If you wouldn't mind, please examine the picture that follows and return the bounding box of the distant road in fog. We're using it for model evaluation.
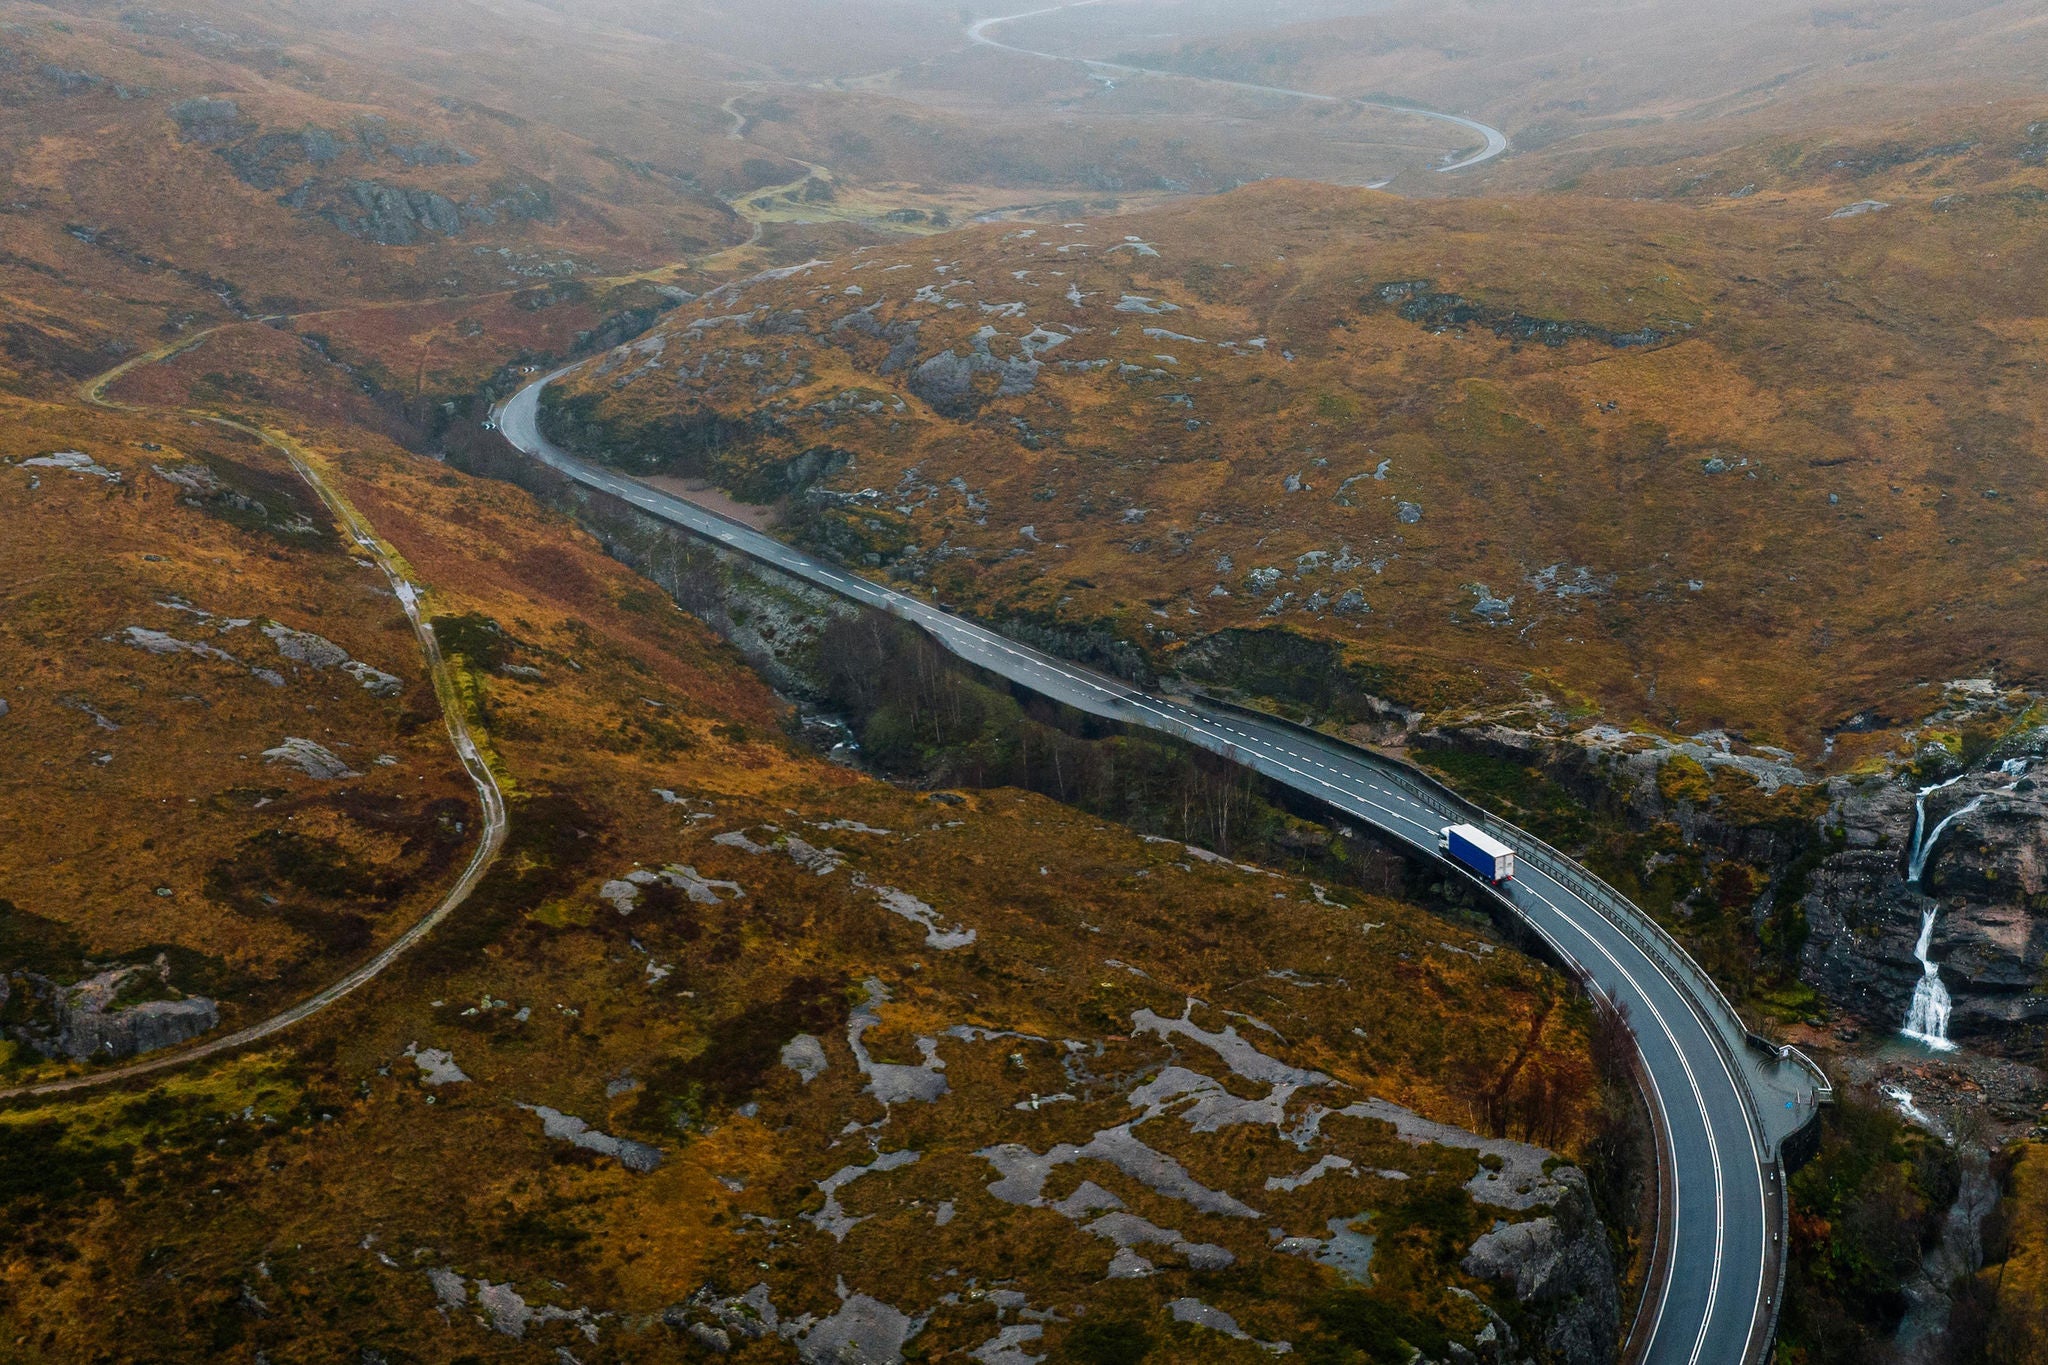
[966,1,1509,172]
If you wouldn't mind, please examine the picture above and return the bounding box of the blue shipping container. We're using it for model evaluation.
[1440,824,1515,882]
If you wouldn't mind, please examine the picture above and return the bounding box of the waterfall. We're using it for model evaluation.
[1879,1080,1944,1135]
[1907,788,1986,885]
[1898,778,1986,1051]
[1901,907,1957,1051]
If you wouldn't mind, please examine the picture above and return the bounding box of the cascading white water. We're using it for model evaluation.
[1905,774,1962,870]
[1907,783,1985,884]
[1878,1079,1944,1134]
[1899,777,1986,1051]
[1901,906,1956,1051]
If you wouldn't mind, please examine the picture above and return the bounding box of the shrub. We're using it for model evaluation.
[1310,1290,1449,1363]
[1063,1319,1153,1365]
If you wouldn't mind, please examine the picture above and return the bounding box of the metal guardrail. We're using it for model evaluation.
[1186,697,1813,1365]
[1778,1044,1835,1103]
[1354,768,1770,1143]
[1754,1155,1792,1365]
[512,457,1805,1365]
[1376,761,1751,1033]
[1387,767,1832,1113]
[1187,696,1835,1136]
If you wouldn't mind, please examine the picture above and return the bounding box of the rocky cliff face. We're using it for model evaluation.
[170,98,554,247]
[1461,1167,1620,1365]
[1414,685,2048,1059]
[56,987,220,1061]
[1806,763,2048,1047]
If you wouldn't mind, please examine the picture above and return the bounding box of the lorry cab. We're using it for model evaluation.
[1439,823,1516,884]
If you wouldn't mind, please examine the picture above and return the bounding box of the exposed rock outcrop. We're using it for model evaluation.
[10,957,219,1061]
[284,179,463,244]
[263,622,351,668]
[169,97,249,145]
[1461,1167,1620,1365]
[794,1294,921,1365]
[260,622,404,695]
[905,327,1040,416]
[663,1284,922,1365]
[263,736,361,780]
[1805,764,2048,1043]
[171,99,550,247]
[342,660,404,696]
[519,1103,663,1173]
[1368,278,1669,349]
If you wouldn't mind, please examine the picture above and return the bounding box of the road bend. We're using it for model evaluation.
[967,2,1508,172]
[0,368,510,1104]
[497,364,1826,1364]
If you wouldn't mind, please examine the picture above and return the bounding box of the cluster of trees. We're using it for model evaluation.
[1779,1098,2008,1365]
[815,612,1305,862]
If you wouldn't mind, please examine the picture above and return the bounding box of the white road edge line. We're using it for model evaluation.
[495,363,1782,1365]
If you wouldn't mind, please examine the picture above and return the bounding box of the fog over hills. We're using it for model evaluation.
[2,3,2045,1363]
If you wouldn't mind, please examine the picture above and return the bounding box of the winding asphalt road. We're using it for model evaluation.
[498,368,1825,1365]
[968,1,1509,173]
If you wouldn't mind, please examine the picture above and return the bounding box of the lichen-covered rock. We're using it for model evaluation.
[780,1033,829,1084]
[279,179,466,245]
[263,736,360,780]
[406,1044,470,1086]
[794,1293,920,1365]
[23,450,120,481]
[462,1278,595,1339]
[168,97,247,144]
[262,622,350,668]
[342,660,404,696]
[671,1283,780,1344]
[904,328,1039,417]
[519,1103,663,1172]
[121,626,237,662]
[1460,1167,1619,1365]
[25,960,220,1061]
[58,995,219,1061]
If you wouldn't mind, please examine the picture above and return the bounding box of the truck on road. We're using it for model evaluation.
[1440,823,1515,883]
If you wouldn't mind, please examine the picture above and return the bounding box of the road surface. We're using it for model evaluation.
[0,356,510,1104]
[968,2,1509,173]
[498,367,1826,1365]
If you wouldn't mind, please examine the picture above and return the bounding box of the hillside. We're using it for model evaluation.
[0,393,475,1030]
[1079,0,2048,187]
[541,120,2048,755]
[5,3,2047,1361]
[0,296,1624,1363]
[0,0,741,397]
[0,0,1520,406]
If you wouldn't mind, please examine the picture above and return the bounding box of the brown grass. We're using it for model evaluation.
[0,343,1600,1359]
[552,138,2048,756]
